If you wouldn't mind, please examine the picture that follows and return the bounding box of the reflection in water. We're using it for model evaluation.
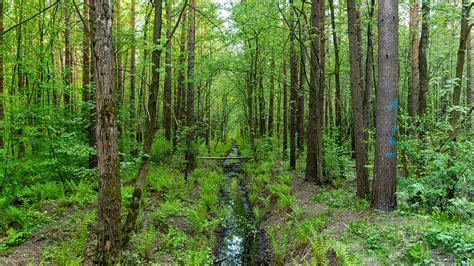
[216,146,260,265]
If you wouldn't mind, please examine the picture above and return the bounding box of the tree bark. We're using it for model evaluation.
[364,0,375,132]
[65,0,72,109]
[408,0,420,131]
[185,0,196,176]
[329,0,342,145]
[268,49,275,136]
[449,0,471,141]
[163,0,173,141]
[467,30,472,131]
[115,0,123,106]
[289,0,298,169]
[92,0,122,262]
[129,0,137,147]
[418,0,429,119]
[174,9,187,146]
[283,56,288,158]
[123,0,163,246]
[306,0,324,184]
[347,0,369,198]
[297,0,306,152]
[372,0,399,211]
[0,0,4,149]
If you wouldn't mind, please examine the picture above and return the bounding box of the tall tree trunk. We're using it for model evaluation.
[283,56,288,158]
[123,0,163,246]
[418,0,429,119]
[319,0,326,131]
[467,30,472,131]
[174,9,187,146]
[449,0,471,141]
[347,0,369,198]
[83,0,97,168]
[372,0,399,211]
[289,0,298,169]
[163,0,173,141]
[329,0,342,145]
[258,72,266,137]
[364,0,375,132]
[297,0,306,152]
[92,0,122,262]
[0,0,4,149]
[65,0,72,110]
[268,49,275,136]
[129,0,137,148]
[408,0,420,132]
[185,0,196,176]
[116,0,123,106]
[306,0,324,184]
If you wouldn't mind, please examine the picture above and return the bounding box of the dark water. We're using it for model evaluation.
[215,145,266,265]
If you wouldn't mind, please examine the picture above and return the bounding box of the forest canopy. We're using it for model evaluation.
[0,0,473,264]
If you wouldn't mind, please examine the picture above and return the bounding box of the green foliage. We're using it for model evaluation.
[404,241,433,264]
[150,130,173,163]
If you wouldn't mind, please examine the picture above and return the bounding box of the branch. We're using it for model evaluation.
[2,0,60,35]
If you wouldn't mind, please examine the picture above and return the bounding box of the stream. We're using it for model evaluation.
[215,144,267,265]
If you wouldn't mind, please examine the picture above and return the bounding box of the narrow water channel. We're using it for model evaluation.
[215,145,266,265]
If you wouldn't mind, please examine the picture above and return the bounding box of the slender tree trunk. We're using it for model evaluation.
[65,0,72,110]
[306,0,324,184]
[329,0,342,145]
[116,0,123,106]
[418,0,429,119]
[364,0,375,132]
[449,0,471,141]
[129,0,137,149]
[92,0,122,262]
[185,0,196,176]
[408,0,420,131]
[297,0,306,152]
[372,0,399,211]
[283,56,288,158]
[0,0,4,149]
[163,0,173,141]
[319,0,326,131]
[123,0,163,246]
[268,49,275,136]
[258,71,265,137]
[174,9,187,146]
[347,0,369,198]
[289,0,298,169]
[467,30,472,131]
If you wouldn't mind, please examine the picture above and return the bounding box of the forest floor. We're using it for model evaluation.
[0,142,473,264]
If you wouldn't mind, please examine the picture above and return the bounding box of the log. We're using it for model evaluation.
[197,156,251,160]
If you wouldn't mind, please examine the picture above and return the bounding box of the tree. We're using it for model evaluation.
[268,49,275,136]
[372,0,399,211]
[289,0,298,170]
[329,0,342,145]
[123,0,164,245]
[130,0,137,147]
[297,0,306,152]
[64,0,72,109]
[347,0,369,198]
[418,0,429,119]
[91,0,122,262]
[185,0,196,176]
[163,0,173,141]
[306,0,324,184]
[467,30,472,131]
[408,0,420,131]
[0,0,4,149]
[449,0,472,141]
[283,56,288,157]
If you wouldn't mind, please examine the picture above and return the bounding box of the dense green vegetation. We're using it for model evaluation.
[0,0,473,264]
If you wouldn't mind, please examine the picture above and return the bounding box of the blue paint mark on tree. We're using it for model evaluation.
[385,98,398,158]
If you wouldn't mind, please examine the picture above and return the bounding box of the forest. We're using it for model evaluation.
[0,0,473,264]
